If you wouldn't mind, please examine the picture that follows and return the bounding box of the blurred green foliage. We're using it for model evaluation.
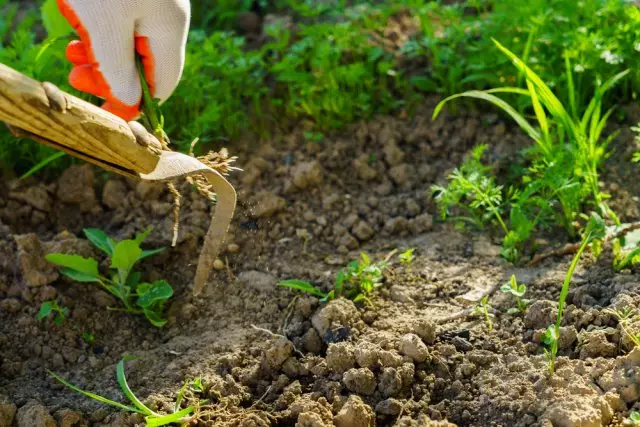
[1,0,639,174]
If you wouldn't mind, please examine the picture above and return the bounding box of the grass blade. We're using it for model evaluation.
[19,151,65,181]
[565,54,577,120]
[433,90,541,142]
[48,371,141,414]
[146,407,194,427]
[116,359,158,416]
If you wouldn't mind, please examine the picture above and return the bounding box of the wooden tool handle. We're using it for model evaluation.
[0,63,158,174]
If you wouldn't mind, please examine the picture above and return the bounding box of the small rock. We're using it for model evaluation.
[0,298,22,313]
[413,319,437,345]
[524,300,557,330]
[545,396,612,427]
[56,164,97,211]
[9,186,53,212]
[352,221,375,241]
[399,334,430,363]
[55,408,85,427]
[250,191,287,218]
[383,141,405,166]
[388,164,415,187]
[213,259,225,271]
[292,161,324,190]
[326,342,356,373]
[353,155,377,181]
[375,398,403,416]
[0,403,17,427]
[597,347,640,402]
[14,234,59,287]
[579,330,617,359]
[354,341,379,369]
[135,181,164,201]
[16,402,56,427]
[385,217,409,235]
[409,213,433,234]
[338,233,359,250]
[312,299,360,339]
[334,395,375,427]
[378,367,402,398]
[343,368,376,395]
[297,411,330,427]
[227,243,240,253]
[405,199,420,217]
[301,328,323,354]
[237,270,277,293]
[262,337,293,372]
[101,180,128,209]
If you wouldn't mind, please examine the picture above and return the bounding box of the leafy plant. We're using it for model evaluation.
[45,228,172,327]
[278,251,392,305]
[38,300,69,325]
[500,274,530,313]
[50,358,198,426]
[433,39,626,262]
[398,248,415,265]
[81,331,96,346]
[543,213,605,374]
[474,296,493,332]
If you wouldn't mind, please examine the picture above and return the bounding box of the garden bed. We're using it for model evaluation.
[1,100,639,426]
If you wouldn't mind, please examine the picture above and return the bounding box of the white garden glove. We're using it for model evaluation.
[56,0,190,120]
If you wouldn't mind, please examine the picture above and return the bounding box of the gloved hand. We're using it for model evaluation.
[56,0,190,121]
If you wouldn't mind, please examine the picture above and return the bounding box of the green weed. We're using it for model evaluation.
[606,307,640,349]
[398,248,415,265]
[543,213,605,374]
[434,39,626,261]
[45,228,172,327]
[38,300,68,325]
[474,296,494,332]
[627,411,640,426]
[278,251,392,305]
[81,331,96,346]
[500,274,530,314]
[50,358,199,426]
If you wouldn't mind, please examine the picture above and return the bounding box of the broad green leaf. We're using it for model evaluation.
[144,309,168,328]
[278,280,326,298]
[126,272,141,288]
[38,302,53,320]
[60,268,102,283]
[117,359,157,416]
[48,371,141,414]
[136,281,174,309]
[46,254,99,277]
[84,229,115,256]
[41,0,73,38]
[111,240,142,273]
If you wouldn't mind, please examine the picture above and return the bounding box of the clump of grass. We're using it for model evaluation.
[38,300,68,325]
[398,248,415,265]
[433,39,627,262]
[543,213,605,374]
[278,251,394,305]
[50,358,201,426]
[45,228,172,327]
[606,307,640,350]
[500,275,530,314]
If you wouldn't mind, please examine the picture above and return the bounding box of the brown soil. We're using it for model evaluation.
[1,99,639,427]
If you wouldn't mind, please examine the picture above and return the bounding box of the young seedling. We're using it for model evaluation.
[38,300,68,325]
[474,296,494,332]
[81,331,96,346]
[398,248,415,266]
[500,275,530,313]
[50,358,199,426]
[612,230,640,271]
[606,307,640,349]
[543,213,605,374]
[626,411,640,425]
[278,251,394,305]
[45,228,173,327]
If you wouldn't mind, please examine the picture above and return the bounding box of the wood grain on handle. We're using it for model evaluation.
[0,63,158,174]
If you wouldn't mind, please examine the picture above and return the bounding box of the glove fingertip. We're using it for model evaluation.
[66,40,90,65]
